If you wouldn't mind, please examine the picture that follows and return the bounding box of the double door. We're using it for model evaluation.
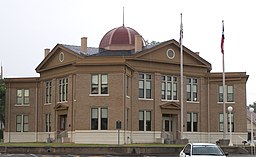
[162,114,177,142]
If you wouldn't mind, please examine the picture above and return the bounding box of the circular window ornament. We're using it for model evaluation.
[166,49,175,59]
[59,52,64,62]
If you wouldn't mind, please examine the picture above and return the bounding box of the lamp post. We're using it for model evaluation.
[228,106,233,146]
[249,107,255,147]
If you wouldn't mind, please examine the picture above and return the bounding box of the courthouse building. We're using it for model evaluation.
[4,25,249,144]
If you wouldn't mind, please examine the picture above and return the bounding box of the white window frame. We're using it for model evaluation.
[219,113,234,132]
[187,112,198,132]
[91,107,108,130]
[16,114,29,132]
[161,75,178,101]
[186,78,198,102]
[218,85,234,103]
[59,78,68,102]
[45,113,51,132]
[139,110,151,131]
[45,81,52,104]
[139,73,152,99]
[16,89,29,105]
[90,74,109,96]
[126,75,130,97]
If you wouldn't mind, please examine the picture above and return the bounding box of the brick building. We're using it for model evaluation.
[4,25,248,144]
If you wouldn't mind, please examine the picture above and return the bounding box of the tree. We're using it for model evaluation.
[145,40,160,47]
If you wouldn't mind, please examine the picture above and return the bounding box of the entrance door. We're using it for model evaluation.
[60,115,67,131]
[162,114,176,143]
[163,117,172,132]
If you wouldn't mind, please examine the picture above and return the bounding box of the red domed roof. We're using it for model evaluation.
[99,26,142,50]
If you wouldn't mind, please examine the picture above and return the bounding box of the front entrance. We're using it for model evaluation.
[162,114,177,143]
[59,115,67,131]
[57,114,68,142]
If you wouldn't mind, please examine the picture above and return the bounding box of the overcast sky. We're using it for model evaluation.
[1,0,255,105]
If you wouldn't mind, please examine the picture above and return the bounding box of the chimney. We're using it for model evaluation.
[81,37,87,55]
[44,48,50,57]
[195,52,200,55]
[135,35,143,53]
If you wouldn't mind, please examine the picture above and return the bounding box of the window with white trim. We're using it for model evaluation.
[126,75,130,97]
[219,85,234,102]
[139,73,152,99]
[219,113,234,132]
[139,110,151,131]
[186,78,198,101]
[16,114,29,132]
[91,74,108,95]
[59,78,68,102]
[187,112,198,132]
[45,113,51,132]
[91,107,108,130]
[45,81,52,104]
[161,75,178,100]
[16,89,29,105]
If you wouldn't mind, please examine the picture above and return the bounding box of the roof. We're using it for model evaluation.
[62,44,99,56]
[94,50,133,56]
[36,39,212,73]
[99,26,142,50]
[62,42,161,57]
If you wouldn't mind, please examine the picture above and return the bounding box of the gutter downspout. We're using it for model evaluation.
[130,72,133,143]
[35,80,38,142]
[207,76,210,142]
[8,83,11,142]
[123,71,126,144]
[72,74,76,143]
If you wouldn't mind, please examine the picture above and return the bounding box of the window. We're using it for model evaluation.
[184,144,191,155]
[16,115,29,132]
[126,108,129,130]
[16,89,29,105]
[59,78,68,102]
[126,75,130,97]
[91,108,108,130]
[219,85,234,102]
[139,110,151,131]
[101,108,108,130]
[161,75,178,100]
[186,78,198,101]
[187,112,198,132]
[139,73,152,99]
[219,113,234,132]
[91,74,108,95]
[45,81,52,104]
[45,114,51,132]
[228,113,234,132]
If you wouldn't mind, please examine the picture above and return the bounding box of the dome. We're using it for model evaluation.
[99,26,142,50]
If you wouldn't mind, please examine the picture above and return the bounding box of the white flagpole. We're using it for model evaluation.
[221,20,227,139]
[180,13,184,139]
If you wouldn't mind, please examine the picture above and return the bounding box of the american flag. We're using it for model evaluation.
[221,20,225,54]
[179,13,183,45]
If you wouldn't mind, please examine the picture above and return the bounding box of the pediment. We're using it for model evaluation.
[160,101,180,110]
[36,44,83,73]
[134,40,211,70]
[54,103,69,111]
